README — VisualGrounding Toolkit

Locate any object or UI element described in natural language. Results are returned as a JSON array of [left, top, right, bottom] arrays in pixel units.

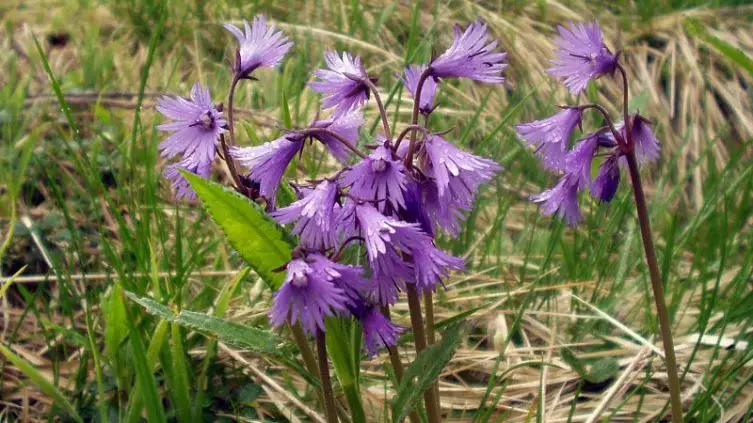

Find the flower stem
[[624, 151, 683, 423], [393, 124, 431, 153], [405, 284, 442, 423], [297, 128, 368, 159], [404, 69, 431, 169], [224, 76, 244, 190], [362, 77, 393, 142], [316, 330, 339, 423]]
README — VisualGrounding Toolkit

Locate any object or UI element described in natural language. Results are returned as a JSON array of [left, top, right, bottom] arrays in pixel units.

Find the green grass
[[2, 0, 753, 421]]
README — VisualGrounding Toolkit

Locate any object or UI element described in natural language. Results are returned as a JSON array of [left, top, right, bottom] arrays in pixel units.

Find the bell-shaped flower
[[224, 16, 293, 78], [310, 51, 369, 117], [548, 21, 618, 94], [429, 20, 507, 83]]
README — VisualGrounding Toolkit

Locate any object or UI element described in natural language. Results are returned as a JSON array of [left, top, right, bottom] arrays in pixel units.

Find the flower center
[[371, 158, 387, 172], [197, 111, 214, 129], [291, 271, 308, 287]]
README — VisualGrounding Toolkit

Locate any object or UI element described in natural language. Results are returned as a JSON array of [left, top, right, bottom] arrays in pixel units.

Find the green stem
[[624, 152, 683, 423], [316, 330, 339, 423], [406, 284, 442, 423]]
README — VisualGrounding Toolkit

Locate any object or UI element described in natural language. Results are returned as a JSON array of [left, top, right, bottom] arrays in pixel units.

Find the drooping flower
[[564, 133, 599, 188], [429, 20, 507, 83], [399, 180, 435, 237], [420, 135, 501, 202], [340, 146, 409, 212], [411, 244, 464, 293], [626, 115, 660, 164], [548, 21, 618, 94], [350, 299, 404, 357], [531, 173, 583, 226], [272, 180, 339, 250], [401, 64, 438, 115], [355, 204, 426, 305], [223, 16, 293, 78], [310, 51, 369, 116], [230, 135, 303, 200], [308, 253, 373, 301], [269, 257, 350, 336], [156, 82, 225, 163], [516, 108, 582, 171], [591, 155, 621, 202], [422, 180, 467, 235], [308, 108, 365, 163], [163, 157, 213, 200]]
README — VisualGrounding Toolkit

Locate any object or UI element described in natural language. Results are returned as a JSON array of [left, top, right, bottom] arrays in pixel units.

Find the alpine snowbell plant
[[517, 21, 683, 422], [156, 16, 504, 423]]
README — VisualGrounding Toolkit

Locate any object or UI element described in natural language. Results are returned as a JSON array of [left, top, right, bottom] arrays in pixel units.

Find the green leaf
[[281, 91, 293, 129], [392, 323, 465, 422], [169, 324, 193, 423], [685, 18, 753, 76], [126, 291, 291, 357], [326, 318, 366, 423], [0, 344, 83, 423], [585, 359, 619, 384], [180, 170, 294, 289]]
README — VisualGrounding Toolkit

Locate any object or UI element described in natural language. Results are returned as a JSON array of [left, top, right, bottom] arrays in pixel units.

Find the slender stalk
[[290, 323, 320, 382], [624, 152, 683, 423], [406, 284, 442, 423], [361, 77, 393, 141], [404, 69, 431, 168], [393, 124, 432, 153], [297, 128, 368, 159], [577, 104, 623, 144], [617, 64, 632, 141], [224, 76, 244, 190], [316, 331, 339, 423]]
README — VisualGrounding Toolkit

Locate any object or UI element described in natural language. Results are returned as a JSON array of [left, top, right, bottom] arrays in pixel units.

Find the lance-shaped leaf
[[181, 170, 294, 289]]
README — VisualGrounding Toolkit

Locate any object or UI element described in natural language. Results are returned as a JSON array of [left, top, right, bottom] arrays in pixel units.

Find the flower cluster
[[156, 17, 504, 357], [517, 21, 660, 225], [157, 17, 504, 356]]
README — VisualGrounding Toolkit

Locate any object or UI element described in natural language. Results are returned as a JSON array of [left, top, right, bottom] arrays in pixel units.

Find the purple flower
[[411, 244, 464, 293], [422, 180, 467, 235], [350, 299, 404, 357], [224, 16, 293, 78], [548, 21, 618, 94], [269, 257, 350, 336], [591, 155, 621, 202], [309, 108, 365, 163], [531, 173, 583, 226], [272, 180, 339, 250], [156, 83, 225, 163], [355, 204, 425, 305], [163, 157, 212, 200], [429, 20, 507, 83], [231, 135, 303, 200], [340, 146, 409, 212], [402, 64, 438, 115], [308, 253, 372, 302], [420, 135, 501, 202], [399, 180, 435, 237], [627, 115, 660, 164], [310, 51, 369, 117], [516, 108, 583, 171], [564, 134, 599, 188]]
